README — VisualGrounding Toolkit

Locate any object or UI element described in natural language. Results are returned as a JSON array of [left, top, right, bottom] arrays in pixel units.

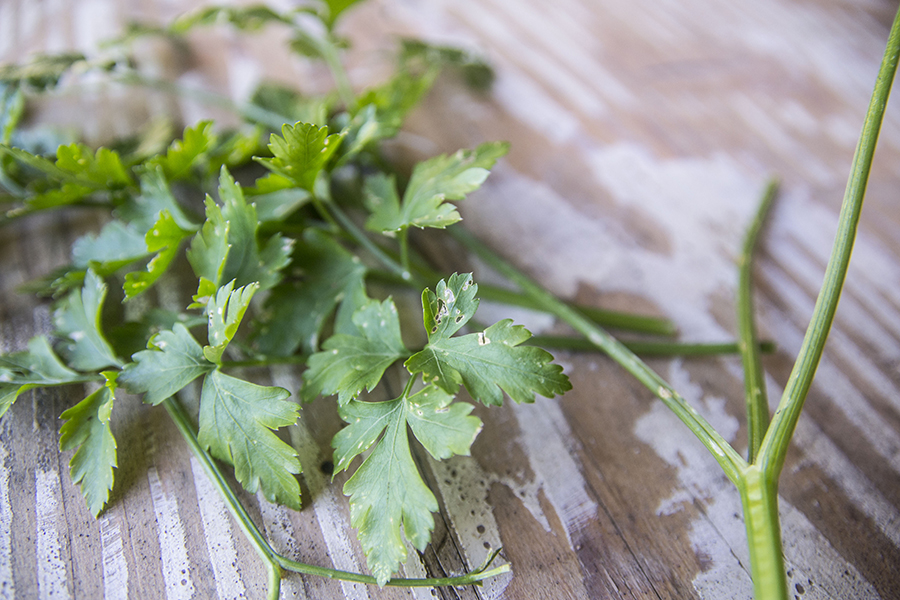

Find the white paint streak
[[190, 456, 247, 600], [0, 429, 14, 600], [99, 513, 129, 600], [255, 495, 305, 599], [147, 466, 194, 600], [35, 469, 71, 600], [428, 457, 512, 599], [271, 367, 370, 600], [511, 399, 599, 547]]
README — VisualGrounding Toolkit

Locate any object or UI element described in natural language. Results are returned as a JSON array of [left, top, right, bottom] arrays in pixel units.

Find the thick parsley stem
[[757, 4, 900, 480], [450, 226, 748, 484], [739, 179, 778, 462], [162, 395, 511, 590], [739, 466, 787, 600]]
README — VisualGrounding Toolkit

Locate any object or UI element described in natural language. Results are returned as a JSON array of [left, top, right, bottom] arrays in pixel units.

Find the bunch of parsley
[[0, 1, 585, 590]]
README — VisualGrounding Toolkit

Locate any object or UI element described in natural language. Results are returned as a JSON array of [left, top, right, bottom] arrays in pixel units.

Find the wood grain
[[2, 0, 900, 598]]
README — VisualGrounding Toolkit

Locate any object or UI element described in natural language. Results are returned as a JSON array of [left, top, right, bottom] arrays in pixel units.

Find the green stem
[[530, 335, 775, 356], [399, 228, 412, 278], [757, 5, 900, 479], [451, 226, 748, 484], [329, 201, 418, 283], [473, 283, 676, 336], [274, 554, 510, 586], [739, 179, 778, 462], [738, 466, 787, 600]]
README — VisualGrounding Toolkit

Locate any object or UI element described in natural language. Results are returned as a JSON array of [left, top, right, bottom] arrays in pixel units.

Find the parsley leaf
[[0, 336, 90, 417], [406, 273, 571, 405], [59, 371, 118, 516], [198, 369, 301, 510], [123, 210, 194, 298], [71, 220, 149, 276], [118, 167, 195, 233], [334, 386, 481, 585], [255, 122, 343, 191], [0, 52, 86, 90], [55, 144, 133, 188], [187, 168, 293, 293], [118, 323, 214, 405], [302, 296, 409, 405], [365, 141, 509, 233], [204, 280, 259, 364], [144, 121, 216, 181], [54, 269, 123, 371], [254, 229, 367, 356]]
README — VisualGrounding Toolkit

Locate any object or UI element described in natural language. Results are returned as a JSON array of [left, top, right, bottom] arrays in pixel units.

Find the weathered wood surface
[[2, 0, 900, 598]]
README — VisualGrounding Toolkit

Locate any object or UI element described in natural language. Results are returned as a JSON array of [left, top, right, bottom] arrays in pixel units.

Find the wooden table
[[2, 0, 899, 598]]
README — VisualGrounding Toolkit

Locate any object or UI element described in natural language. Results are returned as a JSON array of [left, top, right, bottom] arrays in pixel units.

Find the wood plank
[[2, 0, 899, 598]]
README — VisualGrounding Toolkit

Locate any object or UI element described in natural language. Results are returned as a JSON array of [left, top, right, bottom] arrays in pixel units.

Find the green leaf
[[55, 144, 133, 188], [123, 210, 193, 298], [255, 122, 343, 191], [399, 39, 494, 92], [302, 296, 408, 405], [0, 52, 86, 89], [59, 371, 118, 516], [0, 336, 88, 418], [0, 144, 77, 181], [186, 196, 230, 289], [204, 280, 259, 364], [250, 83, 329, 127], [187, 168, 293, 292], [24, 183, 94, 210], [54, 269, 123, 371], [254, 229, 367, 356], [365, 141, 508, 233], [145, 121, 216, 181], [334, 386, 481, 584], [322, 0, 364, 26], [353, 69, 438, 142], [118, 167, 195, 232], [198, 369, 301, 509], [207, 126, 266, 174], [170, 5, 291, 34], [118, 324, 214, 405], [405, 273, 571, 406], [72, 220, 149, 276], [420, 271, 480, 340]]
